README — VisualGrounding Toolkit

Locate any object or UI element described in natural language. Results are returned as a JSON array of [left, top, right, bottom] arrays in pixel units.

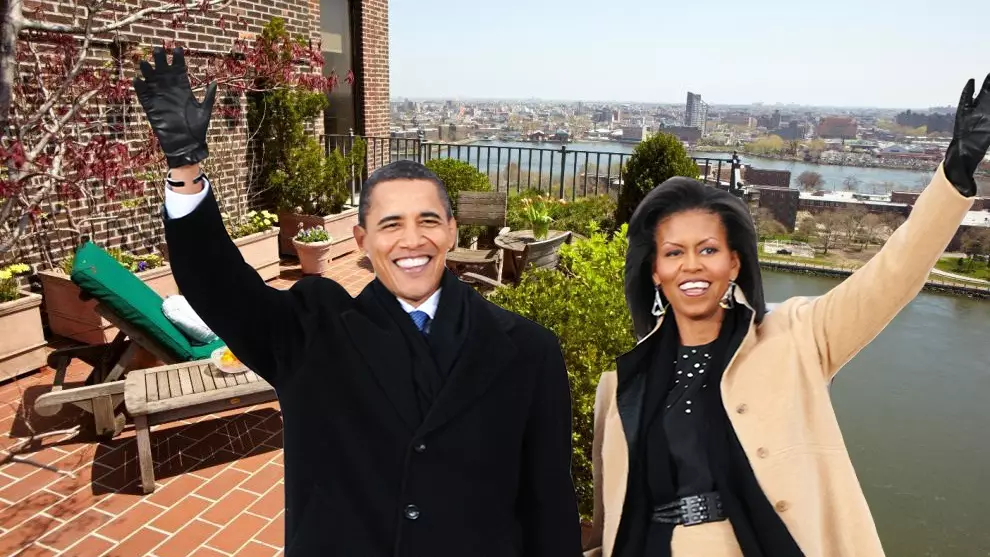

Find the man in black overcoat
[[132, 47, 582, 557]]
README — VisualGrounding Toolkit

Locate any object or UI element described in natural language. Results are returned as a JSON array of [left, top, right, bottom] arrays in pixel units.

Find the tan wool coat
[[583, 164, 974, 557]]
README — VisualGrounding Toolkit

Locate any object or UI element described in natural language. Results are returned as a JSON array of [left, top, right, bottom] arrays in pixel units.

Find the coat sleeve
[[582, 372, 615, 557], [517, 335, 583, 557], [799, 162, 974, 379], [163, 184, 347, 387]]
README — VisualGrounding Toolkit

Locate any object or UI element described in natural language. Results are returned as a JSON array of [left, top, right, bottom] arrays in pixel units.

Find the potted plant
[[272, 137, 367, 259], [0, 264, 47, 381], [292, 226, 333, 275], [38, 247, 177, 344], [522, 198, 554, 240]]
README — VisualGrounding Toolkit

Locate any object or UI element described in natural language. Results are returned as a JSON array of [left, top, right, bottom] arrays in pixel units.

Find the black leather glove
[[132, 47, 217, 169], [944, 73, 990, 197]]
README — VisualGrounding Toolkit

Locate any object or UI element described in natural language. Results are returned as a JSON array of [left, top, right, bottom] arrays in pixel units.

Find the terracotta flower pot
[[292, 239, 334, 275]]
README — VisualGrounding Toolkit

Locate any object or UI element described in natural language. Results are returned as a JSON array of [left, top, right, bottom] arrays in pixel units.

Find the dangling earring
[[651, 286, 666, 317], [719, 280, 737, 309]]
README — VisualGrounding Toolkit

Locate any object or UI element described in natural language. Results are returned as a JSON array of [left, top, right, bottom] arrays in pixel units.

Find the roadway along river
[[764, 270, 990, 556]]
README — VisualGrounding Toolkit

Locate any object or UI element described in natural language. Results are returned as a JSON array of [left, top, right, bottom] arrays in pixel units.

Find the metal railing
[[323, 131, 742, 201]]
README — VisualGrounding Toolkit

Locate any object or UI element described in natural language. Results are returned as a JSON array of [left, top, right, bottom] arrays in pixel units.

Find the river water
[[763, 271, 990, 556], [465, 139, 936, 193]]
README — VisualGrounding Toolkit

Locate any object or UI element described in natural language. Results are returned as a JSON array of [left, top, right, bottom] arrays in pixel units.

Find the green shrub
[[488, 223, 635, 519], [424, 159, 492, 212], [507, 189, 616, 238], [615, 132, 699, 225], [271, 137, 366, 216], [246, 19, 329, 191], [425, 159, 492, 246]]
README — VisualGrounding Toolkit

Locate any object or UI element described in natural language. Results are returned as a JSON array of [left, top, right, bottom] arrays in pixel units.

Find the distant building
[[686, 92, 708, 134], [754, 186, 800, 230], [621, 126, 650, 142], [816, 117, 858, 140], [723, 114, 756, 128], [743, 167, 792, 189], [662, 125, 702, 144]]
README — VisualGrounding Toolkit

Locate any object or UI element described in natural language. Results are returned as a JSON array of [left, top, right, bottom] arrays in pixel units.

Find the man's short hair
[[358, 160, 453, 227]]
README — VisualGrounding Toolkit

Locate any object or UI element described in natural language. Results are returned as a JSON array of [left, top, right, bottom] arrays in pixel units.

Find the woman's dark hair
[[624, 176, 766, 339]]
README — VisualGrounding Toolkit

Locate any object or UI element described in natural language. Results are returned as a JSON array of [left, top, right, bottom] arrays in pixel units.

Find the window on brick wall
[[321, 0, 357, 136]]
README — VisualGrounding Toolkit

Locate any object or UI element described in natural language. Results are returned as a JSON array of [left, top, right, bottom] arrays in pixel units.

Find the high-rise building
[[685, 92, 708, 134]]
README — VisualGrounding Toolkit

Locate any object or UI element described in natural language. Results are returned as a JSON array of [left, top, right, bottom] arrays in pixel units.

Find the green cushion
[[70, 242, 224, 361]]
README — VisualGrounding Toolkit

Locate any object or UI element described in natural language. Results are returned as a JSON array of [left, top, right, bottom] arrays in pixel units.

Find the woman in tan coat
[[583, 74, 990, 557]]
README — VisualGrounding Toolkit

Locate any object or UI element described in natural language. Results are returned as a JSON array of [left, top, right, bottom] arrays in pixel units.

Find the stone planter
[[278, 207, 359, 260], [38, 265, 178, 345], [292, 239, 334, 275], [233, 228, 280, 281], [0, 290, 47, 381], [160, 227, 280, 282]]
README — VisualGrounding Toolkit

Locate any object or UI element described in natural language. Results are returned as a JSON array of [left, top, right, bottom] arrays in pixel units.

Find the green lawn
[[936, 257, 990, 280]]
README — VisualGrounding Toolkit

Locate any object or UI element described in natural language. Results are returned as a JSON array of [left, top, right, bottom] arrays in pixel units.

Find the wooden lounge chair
[[445, 191, 509, 283], [34, 241, 227, 437]]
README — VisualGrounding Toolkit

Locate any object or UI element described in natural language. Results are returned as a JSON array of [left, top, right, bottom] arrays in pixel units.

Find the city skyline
[[389, 0, 986, 109]]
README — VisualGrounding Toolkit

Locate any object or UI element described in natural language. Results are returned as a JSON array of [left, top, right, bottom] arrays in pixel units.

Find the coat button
[[404, 504, 420, 520], [775, 500, 789, 512], [736, 403, 748, 414], [757, 447, 769, 458], [413, 442, 427, 453]]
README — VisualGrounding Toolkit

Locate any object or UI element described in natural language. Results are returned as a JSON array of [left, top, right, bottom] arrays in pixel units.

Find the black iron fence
[[323, 132, 742, 202]]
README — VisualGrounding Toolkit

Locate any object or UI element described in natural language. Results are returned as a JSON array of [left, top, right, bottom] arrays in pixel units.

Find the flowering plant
[[293, 226, 330, 244], [224, 210, 278, 239], [521, 197, 553, 240], [0, 263, 31, 303]]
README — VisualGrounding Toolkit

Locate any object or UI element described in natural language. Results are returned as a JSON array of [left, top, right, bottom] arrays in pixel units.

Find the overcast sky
[[389, 0, 988, 109]]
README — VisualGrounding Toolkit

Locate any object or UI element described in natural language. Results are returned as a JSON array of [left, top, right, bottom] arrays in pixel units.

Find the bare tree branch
[[21, 0, 234, 35]]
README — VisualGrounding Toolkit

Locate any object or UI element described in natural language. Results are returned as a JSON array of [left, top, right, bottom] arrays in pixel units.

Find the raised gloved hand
[[944, 73, 990, 197], [132, 46, 217, 169]]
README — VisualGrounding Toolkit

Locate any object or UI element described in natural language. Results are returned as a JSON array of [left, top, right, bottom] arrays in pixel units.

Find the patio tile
[[13, 544, 57, 557], [201, 488, 259, 525], [239, 463, 283, 496], [0, 258, 374, 556], [102, 527, 167, 557], [155, 519, 219, 557], [96, 501, 164, 541], [150, 494, 212, 532], [236, 540, 280, 557], [248, 484, 284, 519], [205, 512, 268, 554], [38, 509, 113, 550], [255, 512, 283, 547], [59, 535, 114, 557], [193, 467, 250, 501]]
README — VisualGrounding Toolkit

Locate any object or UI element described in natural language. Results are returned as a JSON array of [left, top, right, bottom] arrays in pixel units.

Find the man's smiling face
[[353, 178, 456, 306]]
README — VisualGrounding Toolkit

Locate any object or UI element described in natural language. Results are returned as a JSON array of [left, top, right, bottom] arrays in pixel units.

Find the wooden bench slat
[[146, 373, 159, 402], [189, 366, 205, 393], [156, 371, 170, 399], [201, 364, 218, 391], [167, 368, 181, 398], [178, 367, 194, 396]]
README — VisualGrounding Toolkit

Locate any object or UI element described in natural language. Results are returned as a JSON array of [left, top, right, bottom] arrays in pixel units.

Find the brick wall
[[7, 0, 389, 271]]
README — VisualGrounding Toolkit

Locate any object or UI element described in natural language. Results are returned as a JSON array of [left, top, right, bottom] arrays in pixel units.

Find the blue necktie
[[409, 310, 431, 334]]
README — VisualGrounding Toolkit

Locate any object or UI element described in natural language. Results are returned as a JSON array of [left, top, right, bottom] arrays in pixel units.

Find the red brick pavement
[[0, 253, 374, 556]]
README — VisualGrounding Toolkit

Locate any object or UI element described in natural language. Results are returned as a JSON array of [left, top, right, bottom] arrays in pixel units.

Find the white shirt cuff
[[163, 176, 211, 219]]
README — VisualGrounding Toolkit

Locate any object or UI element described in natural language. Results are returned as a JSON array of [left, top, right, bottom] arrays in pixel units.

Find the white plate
[[211, 347, 248, 374]]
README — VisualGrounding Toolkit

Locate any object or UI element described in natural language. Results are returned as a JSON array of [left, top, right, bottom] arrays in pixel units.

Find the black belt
[[651, 491, 727, 527]]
